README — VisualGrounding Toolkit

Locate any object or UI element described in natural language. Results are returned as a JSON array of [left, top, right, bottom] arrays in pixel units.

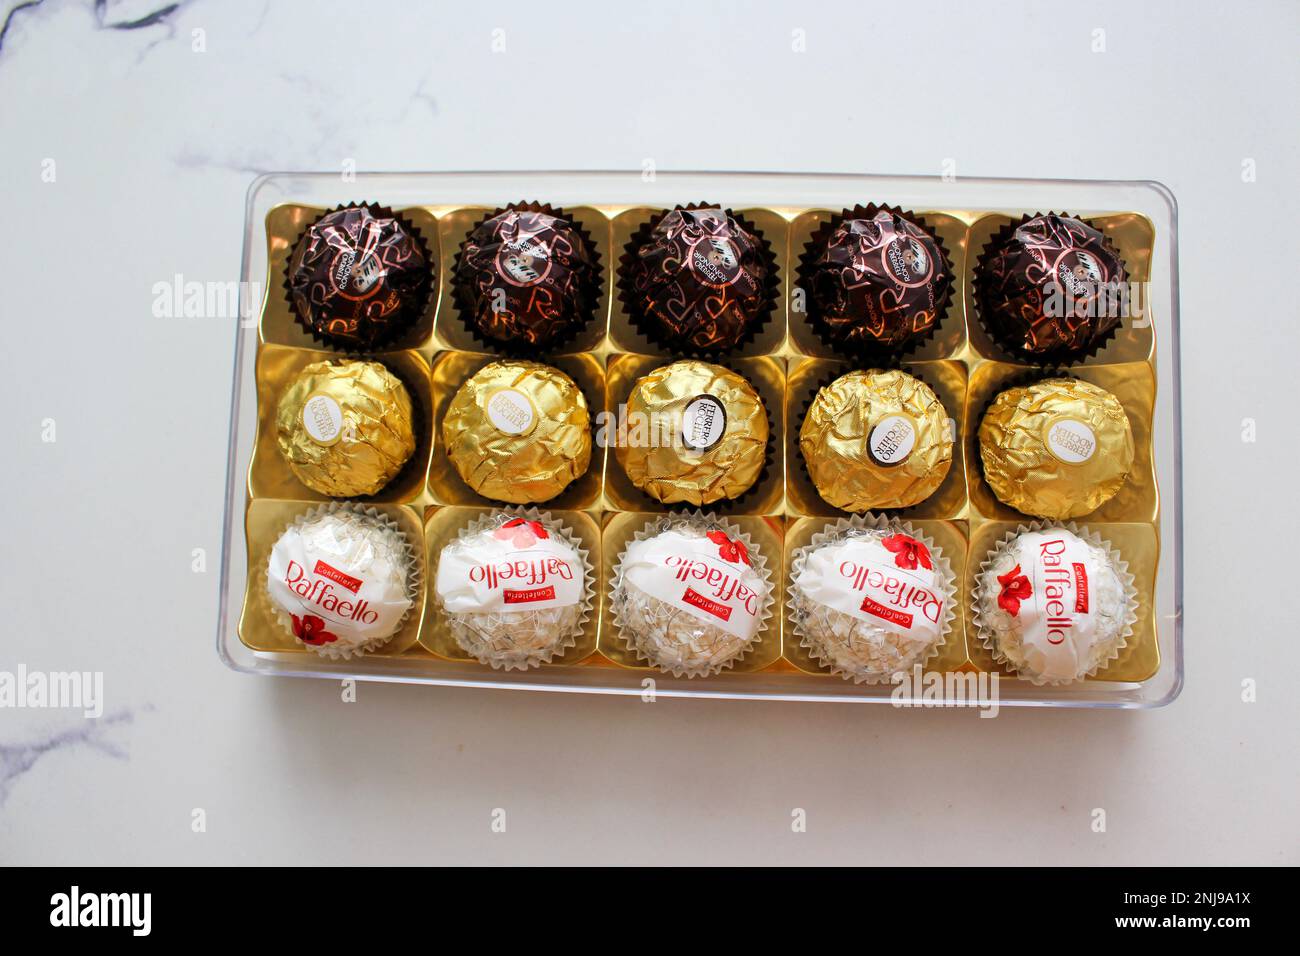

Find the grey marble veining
[[1, 1, 200, 57], [0, 709, 140, 806]]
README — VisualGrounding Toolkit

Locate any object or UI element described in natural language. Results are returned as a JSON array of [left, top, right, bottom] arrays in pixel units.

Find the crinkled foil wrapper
[[615, 359, 767, 506], [789, 515, 957, 684], [609, 513, 774, 678], [974, 213, 1126, 360], [623, 207, 772, 353], [265, 504, 419, 659], [979, 377, 1134, 519], [275, 359, 416, 497], [454, 205, 599, 349], [443, 360, 591, 504], [804, 206, 951, 352], [286, 204, 431, 350], [799, 368, 952, 511], [972, 522, 1136, 685], [435, 509, 593, 671]]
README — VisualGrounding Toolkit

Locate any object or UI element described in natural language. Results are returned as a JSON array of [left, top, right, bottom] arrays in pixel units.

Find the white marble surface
[[1, 0, 1297, 865]]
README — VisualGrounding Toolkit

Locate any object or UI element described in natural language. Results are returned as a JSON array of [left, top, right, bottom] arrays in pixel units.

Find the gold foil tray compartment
[[963, 212, 1155, 366], [787, 209, 970, 361], [597, 512, 786, 674], [964, 519, 1160, 683], [781, 516, 972, 677], [964, 359, 1157, 524], [249, 346, 434, 505], [603, 353, 786, 517], [238, 499, 428, 658], [431, 205, 613, 356], [784, 357, 969, 521], [608, 207, 790, 358], [428, 350, 607, 512], [420, 505, 602, 666], [260, 203, 441, 354]]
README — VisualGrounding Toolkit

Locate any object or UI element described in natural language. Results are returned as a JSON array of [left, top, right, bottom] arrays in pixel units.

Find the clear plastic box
[[219, 171, 1182, 708]]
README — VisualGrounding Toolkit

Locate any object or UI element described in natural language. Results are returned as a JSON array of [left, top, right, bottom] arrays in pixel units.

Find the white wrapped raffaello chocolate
[[265, 503, 420, 659], [609, 512, 775, 678], [972, 521, 1137, 685], [434, 508, 594, 670], [788, 514, 957, 683]]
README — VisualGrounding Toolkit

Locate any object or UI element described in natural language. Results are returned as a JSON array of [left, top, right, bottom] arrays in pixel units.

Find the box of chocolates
[[220, 171, 1182, 709]]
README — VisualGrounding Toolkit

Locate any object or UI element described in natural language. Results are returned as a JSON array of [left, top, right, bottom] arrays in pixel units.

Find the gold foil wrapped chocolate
[[615, 360, 768, 506], [442, 360, 591, 504], [799, 368, 952, 511], [978, 378, 1134, 519], [275, 359, 416, 497]]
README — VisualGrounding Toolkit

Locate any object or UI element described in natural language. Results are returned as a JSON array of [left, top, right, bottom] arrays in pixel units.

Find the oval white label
[[485, 388, 536, 436], [869, 415, 917, 466], [681, 395, 727, 451], [1045, 418, 1097, 464], [301, 393, 345, 446]]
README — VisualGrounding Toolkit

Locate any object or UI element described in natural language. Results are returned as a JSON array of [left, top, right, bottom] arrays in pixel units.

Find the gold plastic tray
[[239, 198, 1161, 686], [215, 170, 1183, 708]]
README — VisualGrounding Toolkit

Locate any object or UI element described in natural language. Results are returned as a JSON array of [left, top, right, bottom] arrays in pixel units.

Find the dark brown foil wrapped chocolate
[[287, 204, 431, 350], [974, 213, 1127, 361], [619, 205, 776, 354], [453, 203, 600, 351], [800, 204, 952, 357]]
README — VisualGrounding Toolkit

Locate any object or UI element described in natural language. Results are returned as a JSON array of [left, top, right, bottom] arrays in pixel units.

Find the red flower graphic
[[706, 530, 750, 566], [996, 565, 1033, 617], [292, 613, 338, 646], [882, 533, 932, 571], [494, 517, 549, 548]]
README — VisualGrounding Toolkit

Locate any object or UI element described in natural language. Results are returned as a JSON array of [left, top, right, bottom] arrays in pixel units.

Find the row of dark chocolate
[[285, 202, 1127, 364]]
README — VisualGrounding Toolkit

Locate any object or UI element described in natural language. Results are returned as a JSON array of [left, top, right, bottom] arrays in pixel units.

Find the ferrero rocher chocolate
[[453, 204, 600, 350], [266, 507, 416, 659], [434, 512, 590, 670], [610, 515, 773, 677], [615, 360, 767, 506], [620, 206, 774, 353], [979, 378, 1134, 519], [790, 517, 955, 683], [801, 205, 952, 355], [975, 526, 1134, 684], [442, 360, 591, 504], [974, 213, 1126, 361], [799, 369, 952, 511], [287, 204, 431, 349], [275, 359, 416, 498]]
